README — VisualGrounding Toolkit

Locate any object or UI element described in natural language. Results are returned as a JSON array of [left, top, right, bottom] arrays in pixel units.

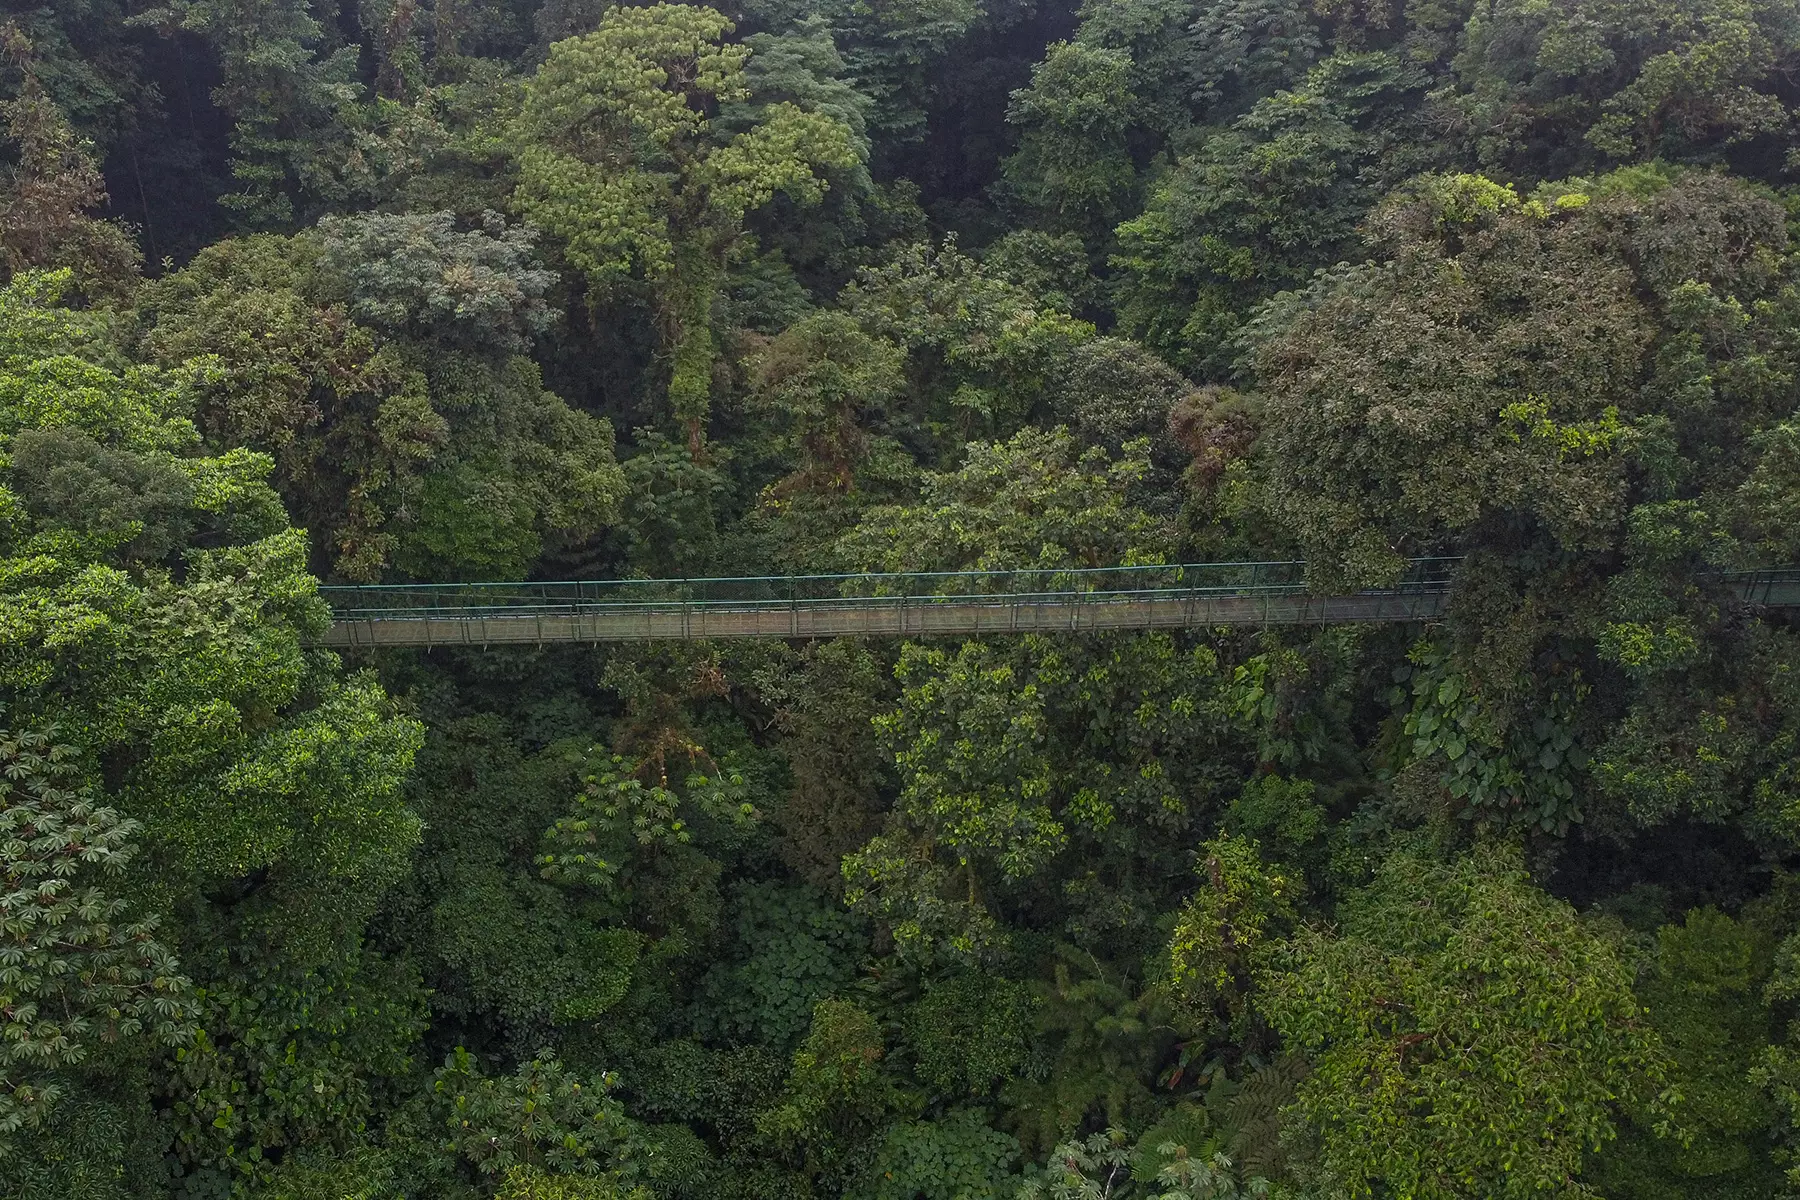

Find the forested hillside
[[7, 0, 1800, 1195]]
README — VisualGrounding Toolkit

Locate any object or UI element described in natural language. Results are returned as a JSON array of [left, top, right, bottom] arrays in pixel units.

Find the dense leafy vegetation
[[6, 0, 1800, 1195]]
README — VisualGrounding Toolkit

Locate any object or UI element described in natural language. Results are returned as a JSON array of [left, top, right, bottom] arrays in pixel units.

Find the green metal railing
[[1730, 568, 1800, 607], [317, 558, 1461, 621]]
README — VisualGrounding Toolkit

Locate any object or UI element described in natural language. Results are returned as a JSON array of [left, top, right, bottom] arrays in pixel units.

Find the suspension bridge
[[313, 560, 1800, 647]]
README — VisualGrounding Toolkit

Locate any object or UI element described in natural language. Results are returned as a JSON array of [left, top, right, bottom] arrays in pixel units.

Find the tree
[[435, 1049, 642, 1181], [1, 274, 422, 945], [21, 0, 1800, 1188], [315, 209, 559, 355], [834, 427, 1167, 573], [0, 726, 194, 1152], [1186, 0, 1320, 119], [132, 0, 374, 226], [750, 310, 904, 498], [1, 269, 428, 1188], [841, 240, 1097, 445], [747, 638, 895, 890], [1256, 844, 1675, 1199], [539, 748, 754, 958], [693, 880, 869, 1049], [0, 23, 139, 300], [156, 948, 428, 1186], [854, 1109, 1022, 1200], [841, 630, 1239, 967], [1165, 836, 1295, 1035], [1243, 172, 1661, 585], [135, 223, 624, 580], [757, 998, 914, 1192], [1592, 907, 1784, 1198], [1017, 1126, 1271, 1200], [1001, 42, 1142, 240], [513, 5, 860, 454], [1450, 0, 1800, 174], [1111, 52, 1436, 376]]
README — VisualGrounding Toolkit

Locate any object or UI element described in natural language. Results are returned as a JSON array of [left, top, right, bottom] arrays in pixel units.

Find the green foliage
[[854, 1110, 1023, 1200], [1222, 778, 1323, 867], [316, 210, 558, 355], [732, 20, 874, 167], [1186, 0, 1319, 118], [0, 726, 193, 1151], [249, 1147, 411, 1200], [513, 4, 859, 440], [1165, 837, 1294, 1031], [841, 242, 1097, 444], [905, 972, 1039, 1096], [1, 273, 193, 454], [9, 427, 200, 561], [2, 1090, 163, 1200], [1040, 337, 1195, 461], [618, 430, 730, 579], [1753, 906, 1800, 1195], [539, 753, 752, 910], [24, 0, 1800, 1190], [1245, 168, 1797, 587], [1451, 0, 1800, 170], [1592, 907, 1782, 1198], [981, 232, 1103, 318], [876, 640, 1064, 883], [750, 311, 905, 498], [539, 746, 754, 959], [620, 1038, 786, 1148], [1002, 42, 1140, 238], [1393, 638, 1589, 835], [428, 857, 644, 1027], [1018, 1127, 1269, 1200], [1244, 177, 1640, 583], [836, 428, 1166, 572], [498, 1164, 654, 1200], [0, 266, 439, 1192], [1005, 947, 1187, 1154], [1589, 623, 1800, 843], [435, 1048, 637, 1180], [0, 29, 139, 301], [846, 630, 1234, 966], [135, 233, 624, 581], [157, 948, 428, 1186], [2, 272, 423, 956], [1020, 1129, 1135, 1200], [758, 998, 915, 1190], [1112, 52, 1434, 375], [695, 881, 869, 1048], [750, 638, 893, 889], [133, 0, 372, 226], [1259, 844, 1675, 1199]]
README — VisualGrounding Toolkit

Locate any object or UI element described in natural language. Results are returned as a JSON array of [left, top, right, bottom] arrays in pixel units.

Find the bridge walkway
[[313, 560, 1800, 648]]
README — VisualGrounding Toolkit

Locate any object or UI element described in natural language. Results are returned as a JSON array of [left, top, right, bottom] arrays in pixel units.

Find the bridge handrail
[[317, 557, 1466, 619], [314, 560, 1800, 625]]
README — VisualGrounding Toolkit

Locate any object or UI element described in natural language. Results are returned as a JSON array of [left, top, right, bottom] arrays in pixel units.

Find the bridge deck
[[311, 562, 1800, 647], [316, 589, 1452, 647]]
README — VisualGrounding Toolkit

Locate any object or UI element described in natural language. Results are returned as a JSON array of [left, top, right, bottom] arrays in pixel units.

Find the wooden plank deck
[[315, 589, 1453, 647]]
